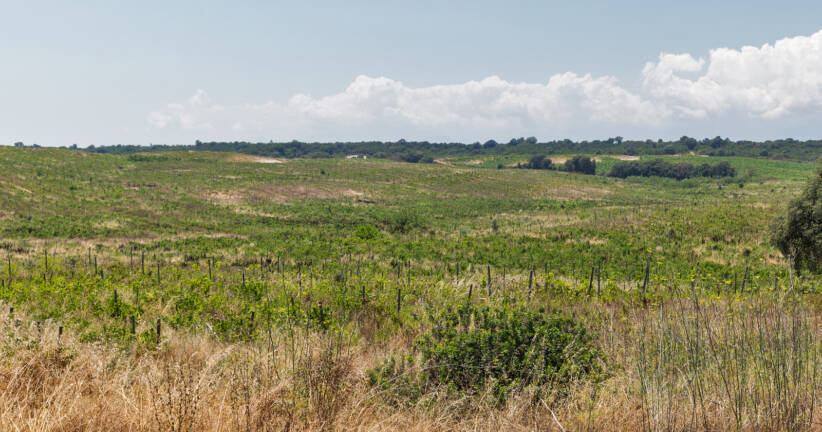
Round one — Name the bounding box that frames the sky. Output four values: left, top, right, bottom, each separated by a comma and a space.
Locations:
2, 1, 822, 146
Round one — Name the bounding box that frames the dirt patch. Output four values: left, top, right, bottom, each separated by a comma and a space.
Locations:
433, 159, 452, 166
465, 159, 484, 165
253, 185, 336, 202
94, 220, 121, 230
211, 185, 371, 205
225, 154, 283, 164
210, 191, 243, 205
594, 155, 639, 162
344, 189, 365, 197
233, 207, 279, 218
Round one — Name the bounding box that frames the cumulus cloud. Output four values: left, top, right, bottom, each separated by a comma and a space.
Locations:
287, 74, 665, 127
148, 29, 822, 139
642, 29, 822, 119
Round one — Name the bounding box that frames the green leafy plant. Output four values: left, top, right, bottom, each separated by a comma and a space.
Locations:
409, 304, 604, 401
355, 224, 380, 240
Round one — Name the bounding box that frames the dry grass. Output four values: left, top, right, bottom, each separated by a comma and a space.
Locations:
3, 294, 822, 431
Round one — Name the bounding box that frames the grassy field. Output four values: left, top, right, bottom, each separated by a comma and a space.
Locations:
1, 147, 821, 431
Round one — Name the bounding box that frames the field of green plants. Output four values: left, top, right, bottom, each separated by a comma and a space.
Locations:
1, 146, 820, 431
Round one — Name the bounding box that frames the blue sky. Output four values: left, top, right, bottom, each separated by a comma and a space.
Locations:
3, 1, 822, 146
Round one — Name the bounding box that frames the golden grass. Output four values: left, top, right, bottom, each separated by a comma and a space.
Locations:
3, 294, 822, 431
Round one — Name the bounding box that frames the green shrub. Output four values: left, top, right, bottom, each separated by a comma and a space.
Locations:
355, 224, 380, 240
772, 163, 822, 272
367, 355, 425, 406
412, 304, 605, 400
385, 209, 424, 233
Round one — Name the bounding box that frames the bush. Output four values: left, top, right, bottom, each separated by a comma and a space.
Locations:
563, 156, 596, 175
525, 155, 553, 170
413, 304, 604, 399
608, 159, 736, 180
385, 209, 424, 233
772, 164, 822, 272
355, 224, 380, 240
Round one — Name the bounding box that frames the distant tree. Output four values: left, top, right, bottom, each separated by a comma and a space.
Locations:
564, 156, 596, 175
772, 164, 822, 272
710, 136, 725, 149
483, 140, 498, 148
608, 159, 735, 180
679, 136, 698, 150
525, 136, 538, 144
526, 154, 552, 170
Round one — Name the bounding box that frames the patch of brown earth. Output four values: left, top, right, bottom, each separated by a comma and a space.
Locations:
224, 154, 284, 164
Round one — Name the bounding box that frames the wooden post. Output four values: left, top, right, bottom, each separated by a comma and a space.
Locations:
528, 269, 534, 300
468, 284, 473, 302
487, 266, 492, 297
141, 250, 145, 274
113, 289, 118, 316
155, 318, 161, 341
597, 262, 601, 296
587, 265, 595, 296
396, 288, 402, 314
130, 315, 136, 335
642, 257, 650, 309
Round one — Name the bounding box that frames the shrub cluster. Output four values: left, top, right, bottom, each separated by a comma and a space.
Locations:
525, 154, 553, 170
563, 156, 596, 174
369, 304, 605, 403
519, 155, 596, 175
608, 159, 736, 180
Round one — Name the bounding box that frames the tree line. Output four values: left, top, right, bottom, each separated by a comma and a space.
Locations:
60, 135, 822, 162
607, 159, 736, 180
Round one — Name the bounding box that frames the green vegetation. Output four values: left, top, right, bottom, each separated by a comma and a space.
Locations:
415, 304, 603, 398
563, 155, 596, 174
72, 135, 822, 162
771, 164, 822, 272
608, 159, 736, 180
3, 146, 822, 429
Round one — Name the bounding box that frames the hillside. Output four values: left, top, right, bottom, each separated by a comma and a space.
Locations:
1, 147, 821, 431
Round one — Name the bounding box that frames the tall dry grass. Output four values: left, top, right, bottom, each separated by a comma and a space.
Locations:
2, 293, 822, 431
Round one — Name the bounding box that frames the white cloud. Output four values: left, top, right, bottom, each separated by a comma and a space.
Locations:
642, 29, 822, 119
286, 74, 665, 128
148, 29, 822, 140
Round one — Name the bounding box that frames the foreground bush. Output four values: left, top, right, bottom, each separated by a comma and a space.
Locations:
370, 305, 605, 403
